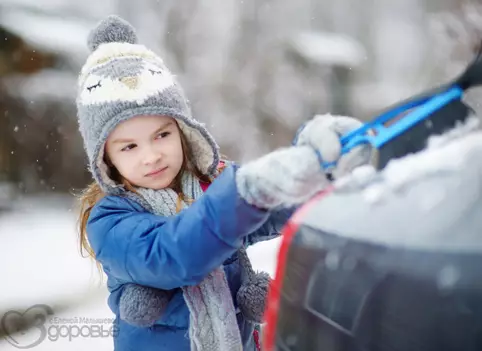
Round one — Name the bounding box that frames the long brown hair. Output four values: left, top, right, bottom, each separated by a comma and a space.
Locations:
77, 126, 213, 277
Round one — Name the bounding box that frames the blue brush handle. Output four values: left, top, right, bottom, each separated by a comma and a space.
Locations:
322, 85, 463, 170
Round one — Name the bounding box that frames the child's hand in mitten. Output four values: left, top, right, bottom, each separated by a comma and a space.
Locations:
293, 114, 372, 179
236, 145, 330, 210
119, 284, 174, 327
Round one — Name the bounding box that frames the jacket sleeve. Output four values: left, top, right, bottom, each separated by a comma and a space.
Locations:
87, 165, 270, 290
244, 206, 297, 246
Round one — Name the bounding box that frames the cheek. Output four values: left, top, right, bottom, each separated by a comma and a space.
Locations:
110, 152, 137, 173
175, 139, 184, 161
164, 134, 183, 159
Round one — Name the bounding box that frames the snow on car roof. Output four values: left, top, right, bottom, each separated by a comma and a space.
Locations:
300, 117, 482, 252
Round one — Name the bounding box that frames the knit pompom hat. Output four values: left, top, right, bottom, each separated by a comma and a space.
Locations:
76, 15, 220, 194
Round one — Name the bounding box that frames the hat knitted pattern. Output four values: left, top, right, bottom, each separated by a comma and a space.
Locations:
76, 15, 220, 195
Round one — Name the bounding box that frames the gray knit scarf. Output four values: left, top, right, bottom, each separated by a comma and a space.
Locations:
127, 171, 243, 351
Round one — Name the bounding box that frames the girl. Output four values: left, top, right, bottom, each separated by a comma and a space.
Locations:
76, 15, 370, 351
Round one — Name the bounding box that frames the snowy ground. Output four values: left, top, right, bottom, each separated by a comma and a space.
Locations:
0, 195, 282, 350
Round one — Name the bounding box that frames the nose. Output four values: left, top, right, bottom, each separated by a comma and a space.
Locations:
143, 144, 161, 166
120, 76, 139, 90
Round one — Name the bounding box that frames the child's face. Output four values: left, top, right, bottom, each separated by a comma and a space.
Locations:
105, 115, 184, 190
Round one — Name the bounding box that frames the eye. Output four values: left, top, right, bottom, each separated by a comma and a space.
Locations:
149, 69, 163, 76
87, 80, 102, 92
121, 143, 137, 152
156, 131, 170, 139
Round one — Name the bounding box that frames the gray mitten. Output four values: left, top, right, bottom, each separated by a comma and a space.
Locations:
119, 248, 268, 326
236, 145, 330, 210
294, 114, 372, 179
119, 284, 174, 327
236, 247, 271, 323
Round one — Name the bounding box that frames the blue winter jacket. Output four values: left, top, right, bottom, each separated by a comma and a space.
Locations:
87, 164, 295, 351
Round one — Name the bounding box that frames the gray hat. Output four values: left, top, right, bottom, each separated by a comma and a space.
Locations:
76, 15, 220, 194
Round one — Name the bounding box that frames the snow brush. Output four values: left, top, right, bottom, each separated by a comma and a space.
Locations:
323, 49, 482, 171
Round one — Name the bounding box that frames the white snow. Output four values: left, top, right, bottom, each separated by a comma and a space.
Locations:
3, 70, 78, 102
361, 183, 385, 205
0, 195, 282, 350
379, 117, 480, 193
332, 117, 482, 204
288, 31, 366, 67
0, 8, 92, 58
427, 114, 480, 148
247, 237, 283, 277
0, 0, 117, 22
350, 165, 377, 184
302, 121, 482, 252
0, 197, 101, 309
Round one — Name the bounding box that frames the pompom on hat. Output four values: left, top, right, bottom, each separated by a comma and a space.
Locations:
76, 15, 220, 194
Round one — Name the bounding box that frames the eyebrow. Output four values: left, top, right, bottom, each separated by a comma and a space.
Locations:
112, 121, 173, 144
152, 121, 173, 135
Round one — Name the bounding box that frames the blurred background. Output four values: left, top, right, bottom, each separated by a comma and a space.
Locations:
1, 0, 482, 349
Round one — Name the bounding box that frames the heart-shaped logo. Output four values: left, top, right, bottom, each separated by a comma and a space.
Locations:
1, 304, 54, 349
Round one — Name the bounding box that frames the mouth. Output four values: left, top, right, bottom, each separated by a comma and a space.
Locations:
145, 166, 168, 177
